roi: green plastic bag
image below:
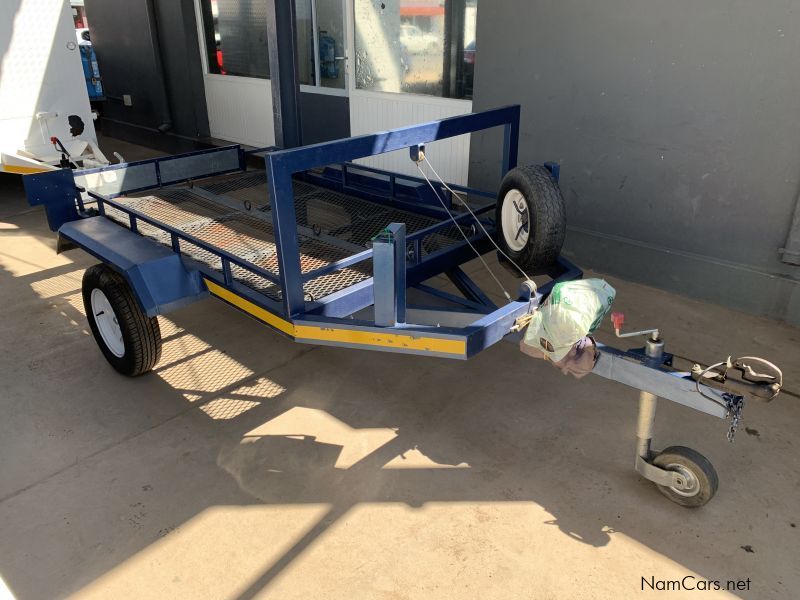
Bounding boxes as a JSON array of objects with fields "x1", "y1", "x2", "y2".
[{"x1": 523, "y1": 279, "x2": 616, "y2": 361}]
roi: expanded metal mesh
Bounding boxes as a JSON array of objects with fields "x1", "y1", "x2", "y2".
[
  {"x1": 201, "y1": 171, "x2": 267, "y2": 194},
  {"x1": 200, "y1": 171, "x2": 269, "y2": 208},
  {"x1": 291, "y1": 181, "x2": 452, "y2": 247},
  {"x1": 102, "y1": 171, "x2": 472, "y2": 303},
  {"x1": 197, "y1": 173, "x2": 462, "y2": 250}
]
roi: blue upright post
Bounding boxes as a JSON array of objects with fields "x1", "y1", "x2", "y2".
[
  {"x1": 373, "y1": 223, "x2": 406, "y2": 327},
  {"x1": 502, "y1": 105, "x2": 520, "y2": 176},
  {"x1": 266, "y1": 154, "x2": 305, "y2": 316}
]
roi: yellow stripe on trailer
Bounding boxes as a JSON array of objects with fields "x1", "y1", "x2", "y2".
[
  {"x1": 203, "y1": 278, "x2": 295, "y2": 336},
  {"x1": 2, "y1": 164, "x2": 51, "y2": 174},
  {"x1": 294, "y1": 324, "x2": 466, "y2": 355},
  {"x1": 203, "y1": 278, "x2": 466, "y2": 356}
]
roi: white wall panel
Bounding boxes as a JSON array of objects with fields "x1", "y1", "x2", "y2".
[
  {"x1": 349, "y1": 91, "x2": 472, "y2": 185},
  {"x1": 203, "y1": 74, "x2": 275, "y2": 147}
]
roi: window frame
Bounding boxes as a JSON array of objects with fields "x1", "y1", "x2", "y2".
[{"x1": 196, "y1": 0, "x2": 271, "y2": 80}]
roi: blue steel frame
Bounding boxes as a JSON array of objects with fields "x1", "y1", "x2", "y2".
[
  {"x1": 266, "y1": 104, "x2": 520, "y2": 317},
  {"x1": 73, "y1": 145, "x2": 253, "y2": 198},
  {"x1": 24, "y1": 106, "x2": 751, "y2": 438},
  {"x1": 25, "y1": 144, "x2": 277, "y2": 231},
  {"x1": 26, "y1": 105, "x2": 586, "y2": 360}
]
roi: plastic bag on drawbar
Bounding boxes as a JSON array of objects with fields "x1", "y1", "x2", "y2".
[{"x1": 522, "y1": 279, "x2": 616, "y2": 362}]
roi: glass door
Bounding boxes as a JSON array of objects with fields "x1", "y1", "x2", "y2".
[
  {"x1": 194, "y1": 0, "x2": 276, "y2": 146},
  {"x1": 297, "y1": 0, "x2": 349, "y2": 93},
  {"x1": 296, "y1": 0, "x2": 351, "y2": 142}
]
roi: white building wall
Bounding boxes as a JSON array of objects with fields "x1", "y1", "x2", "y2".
[{"x1": 350, "y1": 91, "x2": 472, "y2": 185}]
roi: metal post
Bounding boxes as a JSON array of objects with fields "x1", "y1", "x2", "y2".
[
  {"x1": 266, "y1": 154, "x2": 305, "y2": 316},
  {"x1": 265, "y1": 0, "x2": 302, "y2": 148},
  {"x1": 636, "y1": 332, "x2": 664, "y2": 460},
  {"x1": 636, "y1": 392, "x2": 658, "y2": 460},
  {"x1": 501, "y1": 106, "x2": 520, "y2": 176},
  {"x1": 373, "y1": 223, "x2": 406, "y2": 327}
]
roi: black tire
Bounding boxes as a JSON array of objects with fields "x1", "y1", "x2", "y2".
[
  {"x1": 82, "y1": 263, "x2": 162, "y2": 376},
  {"x1": 652, "y1": 446, "x2": 719, "y2": 508},
  {"x1": 495, "y1": 165, "x2": 566, "y2": 273}
]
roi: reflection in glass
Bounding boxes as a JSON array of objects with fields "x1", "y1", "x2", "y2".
[
  {"x1": 355, "y1": 0, "x2": 477, "y2": 99},
  {"x1": 296, "y1": 0, "x2": 316, "y2": 85},
  {"x1": 200, "y1": 0, "x2": 270, "y2": 79},
  {"x1": 316, "y1": 0, "x2": 346, "y2": 89},
  {"x1": 295, "y1": 0, "x2": 347, "y2": 90}
]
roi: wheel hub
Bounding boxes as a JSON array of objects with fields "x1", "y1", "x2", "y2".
[
  {"x1": 90, "y1": 288, "x2": 125, "y2": 357},
  {"x1": 663, "y1": 463, "x2": 700, "y2": 497},
  {"x1": 501, "y1": 189, "x2": 530, "y2": 251}
]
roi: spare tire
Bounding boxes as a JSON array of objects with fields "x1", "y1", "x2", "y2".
[{"x1": 495, "y1": 165, "x2": 566, "y2": 273}]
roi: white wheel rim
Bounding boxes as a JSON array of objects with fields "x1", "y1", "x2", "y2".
[
  {"x1": 91, "y1": 288, "x2": 125, "y2": 357},
  {"x1": 501, "y1": 189, "x2": 530, "y2": 252}
]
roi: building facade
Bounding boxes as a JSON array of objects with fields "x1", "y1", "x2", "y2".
[{"x1": 83, "y1": 0, "x2": 800, "y2": 324}]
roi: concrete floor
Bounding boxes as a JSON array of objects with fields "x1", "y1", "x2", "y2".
[{"x1": 0, "y1": 143, "x2": 798, "y2": 599}]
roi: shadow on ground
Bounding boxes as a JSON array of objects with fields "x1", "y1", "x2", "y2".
[{"x1": 0, "y1": 171, "x2": 798, "y2": 599}]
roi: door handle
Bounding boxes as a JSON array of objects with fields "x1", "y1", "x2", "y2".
[{"x1": 334, "y1": 56, "x2": 347, "y2": 60}]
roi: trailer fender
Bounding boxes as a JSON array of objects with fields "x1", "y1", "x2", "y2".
[{"x1": 58, "y1": 217, "x2": 208, "y2": 317}]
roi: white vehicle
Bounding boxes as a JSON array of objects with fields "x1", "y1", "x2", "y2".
[
  {"x1": 399, "y1": 23, "x2": 442, "y2": 55},
  {"x1": 0, "y1": 0, "x2": 108, "y2": 174}
]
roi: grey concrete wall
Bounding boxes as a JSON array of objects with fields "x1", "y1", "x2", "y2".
[
  {"x1": 86, "y1": 0, "x2": 209, "y2": 141},
  {"x1": 469, "y1": 1, "x2": 800, "y2": 324},
  {"x1": 299, "y1": 93, "x2": 350, "y2": 144}
]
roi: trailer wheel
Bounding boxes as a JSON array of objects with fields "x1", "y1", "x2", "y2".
[
  {"x1": 495, "y1": 165, "x2": 566, "y2": 272},
  {"x1": 652, "y1": 446, "x2": 719, "y2": 507},
  {"x1": 82, "y1": 264, "x2": 162, "y2": 377}
]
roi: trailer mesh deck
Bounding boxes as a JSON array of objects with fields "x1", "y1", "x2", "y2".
[{"x1": 102, "y1": 170, "x2": 468, "y2": 302}]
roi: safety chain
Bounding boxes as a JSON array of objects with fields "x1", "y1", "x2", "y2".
[{"x1": 723, "y1": 393, "x2": 745, "y2": 442}]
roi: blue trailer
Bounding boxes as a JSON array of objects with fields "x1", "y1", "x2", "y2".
[{"x1": 24, "y1": 106, "x2": 783, "y2": 507}]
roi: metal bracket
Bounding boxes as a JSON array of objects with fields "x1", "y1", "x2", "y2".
[
  {"x1": 544, "y1": 161, "x2": 561, "y2": 182},
  {"x1": 24, "y1": 168, "x2": 81, "y2": 231},
  {"x1": 635, "y1": 454, "x2": 691, "y2": 490},
  {"x1": 373, "y1": 222, "x2": 407, "y2": 326}
]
